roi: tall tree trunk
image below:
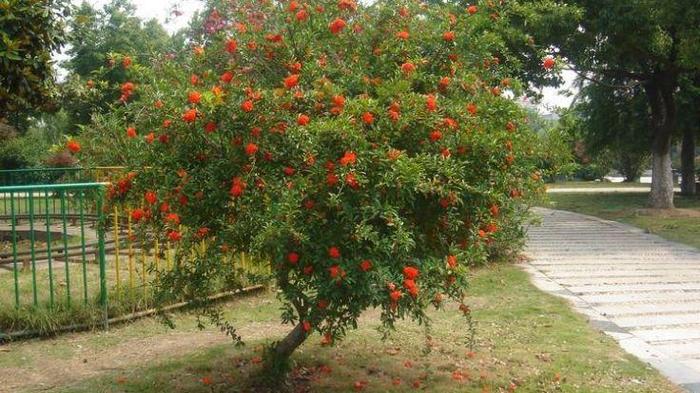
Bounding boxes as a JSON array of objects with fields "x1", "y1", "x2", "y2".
[
  {"x1": 645, "y1": 75, "x2": 677, "y2": 209},
  {"x1": 650, "y1": 144, "x2": 674, "y2": 208},
  {"x1": 680, "y1": 127, "x2": 697, "y2": 195}
]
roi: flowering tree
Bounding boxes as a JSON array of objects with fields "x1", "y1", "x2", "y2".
[{"x1": 78, "y1": 0, "x2": 541, "y2": 370}]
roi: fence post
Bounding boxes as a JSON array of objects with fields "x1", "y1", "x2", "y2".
[{"x1": 95, "y1": 186, "x2": 109, "y2": 330}]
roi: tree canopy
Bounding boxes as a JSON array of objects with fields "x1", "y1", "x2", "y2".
[{"x1": 0, "y1": 0, "x2": 69, "y2": 127}]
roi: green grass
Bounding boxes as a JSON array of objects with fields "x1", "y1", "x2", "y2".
[
  {"x1": 547, "y1": 181, "x2": 649, "y2": 189},
  {"x1": 543, "y1": 192, "x2": 700, "y2": 249},
  {"x1": 2, "y1": 264, "x2": 678, "y2": 393}
]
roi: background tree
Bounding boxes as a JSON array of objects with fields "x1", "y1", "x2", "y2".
[
  {"x1": 0, "y1": 0, "x2": 69, "y2": 130},
  {"x1": 61, "y1": 0, "x2": 176, "y2": 127},
  {"x1": 677, "y1": 76, "x2": 700, "y2": 195},
  {"x1": 503, "y1": 0, "x2": 700, "y2": 208},
  {"x1": 575, "y1": 81, "x2": 652, "y2": 182}
]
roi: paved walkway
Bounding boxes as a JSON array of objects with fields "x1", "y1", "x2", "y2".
[{"x1": 524, "y1": 208, "x2": 700, "y2": 393}]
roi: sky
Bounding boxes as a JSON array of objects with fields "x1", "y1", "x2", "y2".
[{"x1": 73, "y1": 0, "x2": 578, "y2": 114}]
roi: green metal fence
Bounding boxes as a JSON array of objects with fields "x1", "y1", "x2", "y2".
[
  {"x1": 0, "y1": 183, "x2": 108, "y2": 312},
  {"x1": 1, "y1": 174, "x2": 269, "y2": 338}
]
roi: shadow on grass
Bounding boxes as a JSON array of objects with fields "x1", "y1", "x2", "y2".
[{"x1": 53, "y1": 265, "x2": 680, "y2": 393}]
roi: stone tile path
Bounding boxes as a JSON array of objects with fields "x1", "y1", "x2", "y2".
[{"x1": 524, "y1": 208, "x2": 700, "y2": 393}]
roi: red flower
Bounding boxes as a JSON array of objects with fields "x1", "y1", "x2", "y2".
[
  {"x1": 506, "y1": 121, "x2": 517, "y2": 132},
  {"x1": 287, "y1": 252, "x2": 300, "y2": 265},
  {"x1": 154, "y1": 100, "x2": 163, "y2": 109},
  {"x1": 126, "y1": 127, "x2": 137, "y2": 138},
  {"x1": 345, "y1": 172, "x2": 360, "y2": 189},
  {"x1": 329, "y1": 18, "x2": 347, "y2": 34},
  {"x1": 447, "y1": 255, "x2": 458, "y2": 268},
  {"x1": 332, "y1": 95, "x2": 346, "y2": 107},
  {"x1": 284, "y1": 74, "x2": 300, "y2": 89},
  {"x1": 321, "y1": 332, "x2": 332, "y2": 346},
  {"x1": 188, "y1": 91, "x2": 202, "y2": 104},
  {"x1": 484, "y1": 222, "x2": 498, "y2": 233},
  {"x1": 245, "y1": 143, "x2": 258, "y2": 156},
  {"x1": 401, "y1": 62, "x2": 416, "y2": 75},
  {"x1": 145, "y1": 132, "x2": 155, "y2": 144},
  {"x1": 283, "y1": 166, "x2": 296, "y2": 176},
  {"x1": 339, "y1": 151, "x2": 357, "y2": 166},
  {"x1": 230, "y1": 177, "x2": 247, "y2": 198},
  {"x1": 490, "y1": 204, "x2": 500, "y2": 217},
  {"x1": 396, "y1": 30, "x2": 409, "y2": 40},
  {"x1": 296, "y1": 9, "x2": 308, "y2": 21},
  {"x1": 131, "y1": 208, "x2": 145, "y2": 222},
  {"x1": 328, "y1": 246, "x2": 341, "y2": 259},
  {"x1": 338, "y1": 0, "x2": 357, "y2": 11},
  {"x1": 167, "y1": 230, "x2": 182, "y2": 242},
  {"x1": 467, "y1": 5, "x2": 478, "y2": 15},
  {"x1": 165, "y1": 213, "x2": 180, "y2": 225},
  {"x1": 144, "y1": 191, "x2": 157, "y2": 205},
  {"x1": 359, "y1": 259, "x2": 372, "y2": 272},
  {"x1": 120, "y1": 81, "x2": 134, "y2": 93},
  {"x1": 302, "y1": 320, "x2": 312, "y2": 332},
  {"x1": 66, "y1": 140, "x2": 81, "y2": 154},
  {"x1": 403, "y1": 266, "x2": 419, "y2": 280},
  {"x1": 326, "y1": 173, "x2": 339, "y2": 186},
  {"x1": 297, "y1": 114, "x2": 310, "y2": 126},
  {"x1": 389, "y1": 290, "x2": 402, "y2": 302},
  {"x1": 204, "y1": 122, "x2": 217, "y2": 133},
  {"x1": 317, "y1": 299, "x2": 329, "y2": 309},
  {"x1": 163, "y1": 119, "x2": 172, "y2": 128},
  {"x1": 241, "y1": 100, "x2": 254, "y2": 112},
  {"x1": 329, "y1": 264, "x2": 345, "y2": 279},
  {"x1": 542, "y1": 56, "x2": 556, "y2": 70},
  {"x1": 429, "y1": 130, "x2": 442, "y2": 142},
  {"x1": 491, "y1": 86, "x2": 501, "y2": 96},
  {"x1": 439, "y1": 76, "x2": 451, "y2": 90},
  {"x1": 225, "y1": 39, "x2": 238, "y2": 53},
  {"x1": 160, "y1": 202, "x2": 170, "y2": 213},
  {"x1": 426, "y1": 95, "x2": 437, "y2": 112},
  {"x1": 466, "y1": 102, "x2": 478, "y2": 116},
  {"x1": 220, "y1": 71, "x2": 234, "y2": 83},
  {"x1": 361, "y1": 112, "x2": 374, "y2": 125},
  {"x1": 182, "y1": 109, "x2": 198, "y2": 123},
  {"x1": 121, "y1": 56, "x2": 132, "y2": 68},
  {"x1": 196, "y1": 227, "x2": 210, "y2": 239},
  {"x1": 443, "y1": 31, "x2": 455, "y2": 42}
]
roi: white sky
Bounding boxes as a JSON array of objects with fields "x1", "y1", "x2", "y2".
[{"x1": 71, "y1": 0, "x2": 577, "y2": 114}]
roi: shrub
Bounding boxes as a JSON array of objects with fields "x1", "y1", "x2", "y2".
[{"x1": 78, "y1": 0, "x2": 542, "y2": 370}]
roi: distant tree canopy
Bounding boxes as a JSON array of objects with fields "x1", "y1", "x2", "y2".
[
  {"x1": 503, "y1": 0, "x2": 700, "y2": 207},
  {"x1": 0, "y1": 0, "x2": 69, "y2": 128},
  {"x1": 61, "y1": 0, "x2": 178, "y2": 128}
]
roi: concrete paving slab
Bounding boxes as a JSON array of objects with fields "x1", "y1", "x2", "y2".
[{"x1": 525, "y1": 207, "x2": 700, "y2": 392}]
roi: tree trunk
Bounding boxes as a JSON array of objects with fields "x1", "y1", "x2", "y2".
[
  {"x1": 650, "y1": 145, "x2": 675, "y2": 208},
  {"x1": 644, "y1": 74, "x2": 677, "y2": 209},
  {"x1": 680, "y1": 127, "x2": 696, "y2": 195},
  {"x1": 273, "y1": 322, "x2": 308, "y2": 362}
]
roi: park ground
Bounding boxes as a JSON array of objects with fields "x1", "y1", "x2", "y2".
[
  {"x1": 0, "y1": 264, "x2": 679, "y2": 393},
  {"x1": 543, "y1": 187, "x2": 700, "y2": 250}
]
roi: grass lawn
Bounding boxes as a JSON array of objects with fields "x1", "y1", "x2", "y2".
[
  {"x1": 543, "y1": 192, "x2": 700, "y2": 249},
  {"x1": 546, "y1": 181, "x2": 649, "y2": 189},
  {"x1": 2, "y1": 264, "x2": 679, "y2": 393}
]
